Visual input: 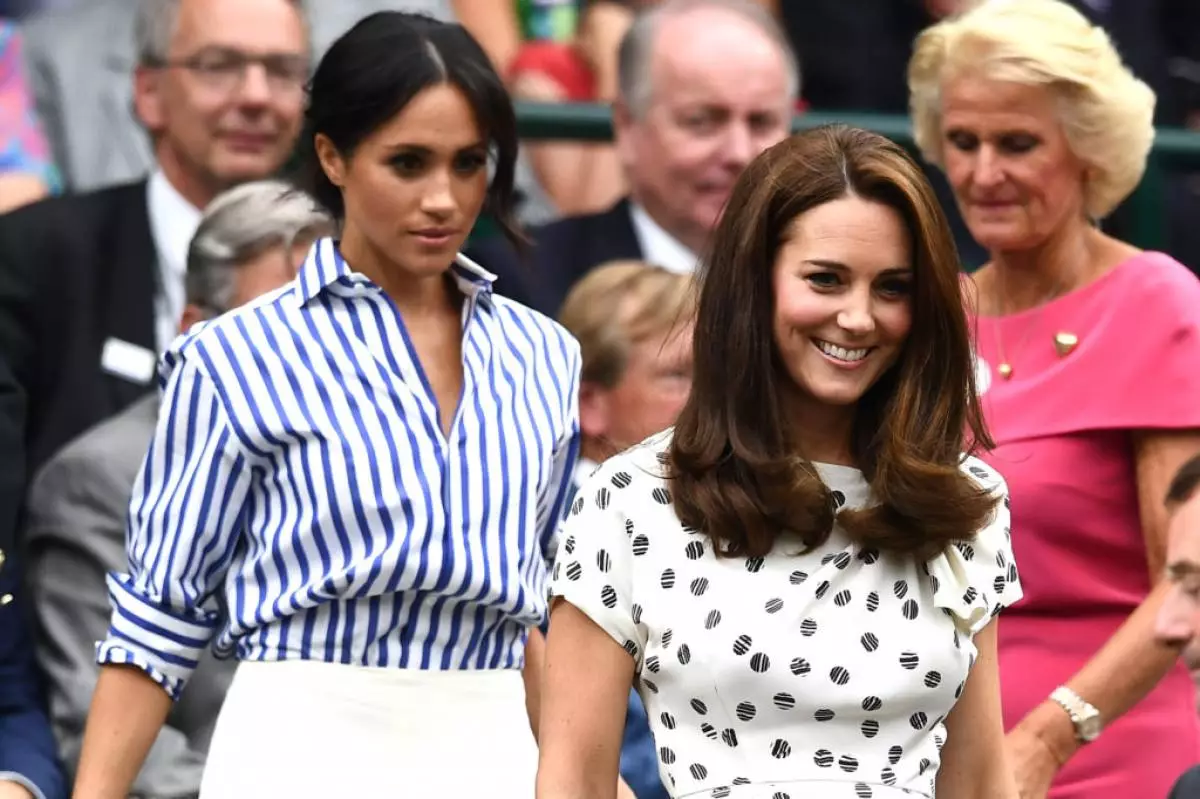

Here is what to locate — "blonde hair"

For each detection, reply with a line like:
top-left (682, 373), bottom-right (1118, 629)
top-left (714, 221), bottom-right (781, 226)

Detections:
top-left (558, 260), bottom-right (695, 388)
top-left (908, 0), bottom-right (1156, 219)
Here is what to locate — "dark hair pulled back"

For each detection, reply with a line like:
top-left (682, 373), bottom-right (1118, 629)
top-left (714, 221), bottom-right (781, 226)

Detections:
top-left (299, 12), bottom-right (523, 249)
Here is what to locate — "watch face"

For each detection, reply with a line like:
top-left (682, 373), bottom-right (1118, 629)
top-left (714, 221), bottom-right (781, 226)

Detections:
top-left (1079, 715), bottom-right (1103, 741)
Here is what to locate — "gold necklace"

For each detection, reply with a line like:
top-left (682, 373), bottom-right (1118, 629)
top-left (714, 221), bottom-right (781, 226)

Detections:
top-left (991, 272), bottom-right (1071, 381)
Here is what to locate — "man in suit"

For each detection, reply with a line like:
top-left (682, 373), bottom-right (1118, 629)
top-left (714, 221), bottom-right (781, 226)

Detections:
top-left (558, 260), bottom-right (695, 799)
top-left (18, 0), bottom-right (539, 195)
top-left (23, 180), bottom-right (333, 797)
top-left (1154, 453), bottom-right (1200, 798)
top-left (467, 0), bottom-right (797, 316)
top-left (0, 0), bottom-right (307, 483)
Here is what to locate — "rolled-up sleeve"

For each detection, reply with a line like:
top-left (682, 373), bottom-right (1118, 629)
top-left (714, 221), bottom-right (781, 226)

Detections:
top-left (96, 354), bottom-right (252, 700)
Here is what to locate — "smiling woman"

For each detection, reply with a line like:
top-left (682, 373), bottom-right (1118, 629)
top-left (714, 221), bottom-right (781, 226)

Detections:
top-left (672, 124), bottom-right (994, 562)
top-left (537, 125), bottom-right (1023, 799)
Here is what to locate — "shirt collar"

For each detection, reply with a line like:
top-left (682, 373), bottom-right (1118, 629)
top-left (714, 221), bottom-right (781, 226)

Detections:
top-left (295, 238), bottom-right (497, 306)
top-left (147, 170), bottom-right (203, 281)
top-left (574, 457), bottom-right (600, 487)
top-left (628, 202), bottom-right (699, 274)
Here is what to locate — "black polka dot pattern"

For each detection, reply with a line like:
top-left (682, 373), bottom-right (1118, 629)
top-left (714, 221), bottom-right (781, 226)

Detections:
top-left (547, 440), bottom-right (1022, 797)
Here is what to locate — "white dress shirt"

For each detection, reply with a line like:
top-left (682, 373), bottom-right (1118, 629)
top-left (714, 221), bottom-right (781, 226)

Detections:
top-left (629, 203), bottom-right (699, 274)
top-left (146, 171), bottom-right (203, 354)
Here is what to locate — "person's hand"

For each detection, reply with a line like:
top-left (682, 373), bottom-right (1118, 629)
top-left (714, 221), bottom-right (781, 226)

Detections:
top-left (0, 780), bottom-right (36, 799)
top-left (1005, 721), bottom-right (1061, 799)
top-left (617, 776), bottom-right (638, 799)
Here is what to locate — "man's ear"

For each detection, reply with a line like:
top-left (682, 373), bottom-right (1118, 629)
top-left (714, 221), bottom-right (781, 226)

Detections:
top-left (579, 381), bottom-right (611, 443)
top-left (132, 66), bottom-right (167, 134)
top-left (611, 98), bottom-right (638, 172)
top-left (178, 303), bottom-right (209, 334)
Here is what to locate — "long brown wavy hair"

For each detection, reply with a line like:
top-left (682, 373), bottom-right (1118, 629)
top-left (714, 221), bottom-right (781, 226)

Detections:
top-left (668, 124), bottom-right (995, 561)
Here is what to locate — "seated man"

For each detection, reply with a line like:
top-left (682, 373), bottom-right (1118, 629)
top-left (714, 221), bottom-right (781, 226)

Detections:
top-left (24, 180), bottom-right (333, 796)
top-left (1154, 453), bottom-right (1200, 799)
top-left (468, 0), bottom-right (797, 316)
top-left (557, 259), bottom-right (694, 799)
top-left (4, 0), bottom-right (309, 478)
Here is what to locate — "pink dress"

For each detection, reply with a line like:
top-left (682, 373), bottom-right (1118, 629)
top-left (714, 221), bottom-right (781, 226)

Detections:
top-left (973, 251), bottom-right (1200, 798)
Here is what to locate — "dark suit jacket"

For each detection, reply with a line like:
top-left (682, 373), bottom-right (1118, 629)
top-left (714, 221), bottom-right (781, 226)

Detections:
top-left (0, 562), bottom-right (66, 799)
top-left (1171, 765), bottom-right (1200, 799)
top-left (0, 179), bottom-right (157, 483)
top-left (0, 352), bottom-right (22, 565)
top-left (466, 198), bottom-right (643, 317)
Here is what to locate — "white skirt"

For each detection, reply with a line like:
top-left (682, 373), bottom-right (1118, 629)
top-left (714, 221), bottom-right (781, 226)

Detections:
top-left (199, 660), bottom-right (538, 798)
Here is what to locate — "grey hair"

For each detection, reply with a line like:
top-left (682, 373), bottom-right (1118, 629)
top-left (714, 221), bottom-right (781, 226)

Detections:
top-left (186, 180), bottom-right (334, 313)
top-left (135, 0), bottom-right (309, 66)
top-left (617, 0), bottom-right (800, 119)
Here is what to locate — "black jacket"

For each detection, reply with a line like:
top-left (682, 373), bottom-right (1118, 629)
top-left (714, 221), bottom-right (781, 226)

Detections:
top-left (0, 179), bottom-right (158, 487)
top-left (466, 198), bottom-right (644, 318)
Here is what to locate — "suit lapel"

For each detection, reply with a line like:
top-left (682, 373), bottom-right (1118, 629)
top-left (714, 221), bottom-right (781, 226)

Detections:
top-left (592, 198), bottom-right (643, 263)
top-left (538, 199), bottom-right (644, 316)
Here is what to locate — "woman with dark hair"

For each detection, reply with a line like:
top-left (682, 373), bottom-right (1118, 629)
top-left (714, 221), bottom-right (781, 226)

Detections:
top-left (537, 125), bottom-right (1021, 799)
top-left (73, 12), bottom-right (580, 798)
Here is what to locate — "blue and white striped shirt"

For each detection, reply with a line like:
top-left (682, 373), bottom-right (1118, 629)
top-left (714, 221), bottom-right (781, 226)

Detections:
top-left (97, 238), bottom-right (581, 699)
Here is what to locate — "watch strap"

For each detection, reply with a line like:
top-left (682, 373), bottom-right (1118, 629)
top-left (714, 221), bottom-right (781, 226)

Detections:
top-left (1050, 685), bottom-right (1102, 742)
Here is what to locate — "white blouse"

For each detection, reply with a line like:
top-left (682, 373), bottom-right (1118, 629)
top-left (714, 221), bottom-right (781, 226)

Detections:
top-left (551, 431), bottom-right (1022, 799)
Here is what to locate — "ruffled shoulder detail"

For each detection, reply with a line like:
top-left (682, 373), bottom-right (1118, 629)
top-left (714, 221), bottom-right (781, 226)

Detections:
top-left (925, 456), bottom-right (1023, 636)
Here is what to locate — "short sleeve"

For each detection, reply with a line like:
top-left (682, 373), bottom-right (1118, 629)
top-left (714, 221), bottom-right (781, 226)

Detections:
top-left (549, 457), bottom-right (647, 668)
top-left (925, 457), bottom-right (1023, 637)
top-left (980, 253), bottom-right (1200, 439)
top-left (1095, 254), bottom-right (1200, 430)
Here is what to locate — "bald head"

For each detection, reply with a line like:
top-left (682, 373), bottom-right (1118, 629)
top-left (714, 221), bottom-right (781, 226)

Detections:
top-left (611, 0), bottom-right (795, 256)
top-left (617, 0), bottom-right (798, 118)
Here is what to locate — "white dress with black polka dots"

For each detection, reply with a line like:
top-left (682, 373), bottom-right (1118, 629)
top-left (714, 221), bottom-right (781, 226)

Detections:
top-left (550, 431), bottom-right (1022, 799)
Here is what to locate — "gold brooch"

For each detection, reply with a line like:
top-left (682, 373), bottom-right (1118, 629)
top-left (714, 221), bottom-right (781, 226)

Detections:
top-left (1054, 332), bottom-right (1079, 357)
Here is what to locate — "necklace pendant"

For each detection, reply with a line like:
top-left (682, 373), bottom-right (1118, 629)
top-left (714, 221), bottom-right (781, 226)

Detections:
top-left (998, 362), bottom-right (1014, 380)
top-left (1054, 331), bottom-right (1078, 357)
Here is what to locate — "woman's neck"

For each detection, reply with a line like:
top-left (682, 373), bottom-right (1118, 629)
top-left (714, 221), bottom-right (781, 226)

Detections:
top-left (581, 438), bottom-right (614, 466)
top-left (985, 221), bottom-right (1098, 314)
top-left (783, 389), bottom-right (858, 467)
top-left (339, 232), bottom-right (458, 318)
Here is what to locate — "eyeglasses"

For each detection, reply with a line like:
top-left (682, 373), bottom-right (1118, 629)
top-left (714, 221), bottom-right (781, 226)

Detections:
top-left (148, 47), bottom-right (309, 95)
